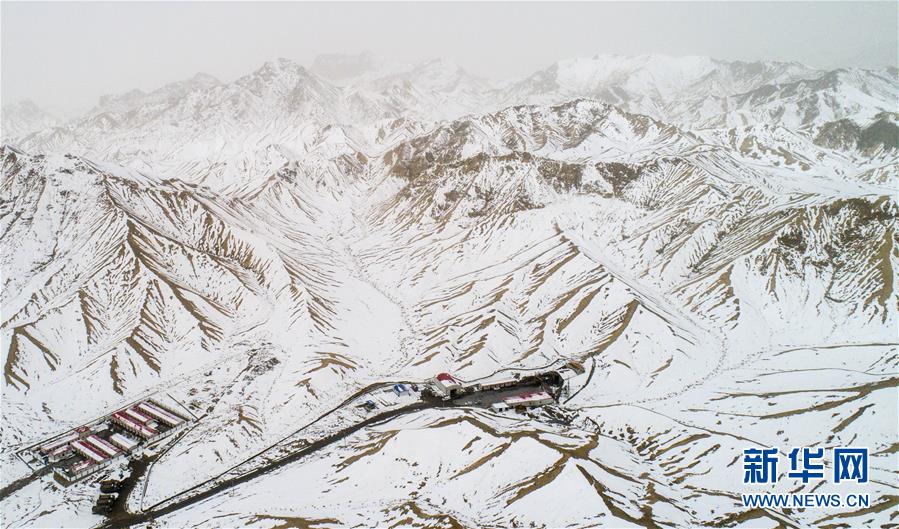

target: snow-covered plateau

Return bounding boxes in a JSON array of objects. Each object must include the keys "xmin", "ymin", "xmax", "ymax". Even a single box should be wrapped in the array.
[{"xmin": 1, "ymin": 53, "xmax": 897, "ymax": 528}]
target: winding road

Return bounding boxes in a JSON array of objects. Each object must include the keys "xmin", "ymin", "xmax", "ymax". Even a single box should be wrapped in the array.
[{"xmin": 101, "ymin": 399, "xmax": 446, "ymax": 529}]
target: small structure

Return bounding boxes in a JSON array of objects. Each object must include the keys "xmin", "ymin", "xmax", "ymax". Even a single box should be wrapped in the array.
[
  {"xmin": 435, "ymin": 373, "xmax": 460, "ymax": 389},
  {"xmin": 100, "ymin": 480, "xmax": 122, "ymax": 493},
  {"xmin": 94, "ymin": 492, "xmax": 118, "ymax": 515},
  {"xmin": 503, "ymin": 390, "xmax": 555, "ymax": 409},
  {"xmin": 46, "ymin": 443, "xmax": 75, "ymax": 462},
  {"xmin": 428, "ymin": 373, "xmax": 462, "ymax": 399},
  {"xmin": 39, "ymin": 432, "xmax": 79, "ymax": 457},
  {"xmin": 111, "ymin": 411, "xmax": 157, "ymax": 439},
  {"xmin": 136, "ymin": 401, "xmax": 185, "ymax": 427},
  {"xmin": 478, "ymin": 377, "xmax": 520, "ymax": 391},
  {"xmin": 393, "ymin": 384, "xmax": 410, "ymax": 397},
  {"xmin": 72, "ymin": 439, "xmax": 109, "ymax": 464},
  {"xmin": 109, "ymin": 433, "xmax": 139, "ymax": 452}
]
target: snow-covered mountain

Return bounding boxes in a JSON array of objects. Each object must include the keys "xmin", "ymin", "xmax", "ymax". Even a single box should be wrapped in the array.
[
  {"xmin": 10, "ymin": 58, "xmax": 493, "ymax": 187},
  {"xmin": 710, "ymin": 67, "xmax": 899, "ymax": 129},
  {"xmin": 504, "ymin": 54, "xmax": 820, "ymax": 120},
  {"xmin": 1, "ymin": 100, "xmax": 60, "ymax": 141},
  {"xmin": 505, "ymin": 55, "xmax": 899, "ymax": 131},
  {"xmin": 9, "ymin": 54, "xmax": 895, "ymax": 186},
  {"xmin": 1, "ymin": 53, "xmax": 897, "ymax": 528}
]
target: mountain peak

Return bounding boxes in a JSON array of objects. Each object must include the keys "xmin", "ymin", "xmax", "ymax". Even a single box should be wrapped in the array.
[
  {"xmin": 234, "ymin": 58, "xmax": 327, "ymax": 98},
  {"xmin": 258, "ymin": 57, "xmax": 308, "ymax": 76},
  {"xmin": 239, "ymin": 58, "xmax": 319, "ymax": 86},
  {"xmin": 187, "ymin": 72, "xmax": 222, "ymax": 87}
]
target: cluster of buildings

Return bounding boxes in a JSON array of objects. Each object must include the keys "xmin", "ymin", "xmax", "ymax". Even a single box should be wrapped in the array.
[
  {"xmin": 23, "ymin": 398, "xmax": 191, "ymax": 483},
  {"xmin": 423, "ymin": 364, "xmax": 579, "ymax": 411}
]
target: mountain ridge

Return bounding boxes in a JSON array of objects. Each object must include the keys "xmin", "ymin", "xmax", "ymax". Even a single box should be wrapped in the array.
[{"xmin": 1, "ymin": 52, "xmax": 897, "ymax": 529}]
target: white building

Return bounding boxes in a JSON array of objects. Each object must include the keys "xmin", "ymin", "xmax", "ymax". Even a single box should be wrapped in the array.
[
  {"xmin": 427, "ymin": 372, "xmax": 462, "ymax": 398},
  {"xmin": 503, "ymin": 390, "xmax": 554, "ymax": 408}
]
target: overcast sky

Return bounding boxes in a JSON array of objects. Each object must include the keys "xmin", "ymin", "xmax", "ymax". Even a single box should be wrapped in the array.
[{"xmin": 2, "ymin": 1, "xmax": 897, "ymax": 116}]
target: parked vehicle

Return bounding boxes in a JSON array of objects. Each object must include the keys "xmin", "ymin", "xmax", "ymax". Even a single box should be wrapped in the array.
[{"xmin": 100, "ymin": 482, "xmax": 121, "ymax": 493}]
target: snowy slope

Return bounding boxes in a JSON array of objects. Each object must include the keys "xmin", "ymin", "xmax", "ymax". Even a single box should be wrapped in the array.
[{"xmin": 1, "ymin": 53, "xmax": 898, "ymax": 529}]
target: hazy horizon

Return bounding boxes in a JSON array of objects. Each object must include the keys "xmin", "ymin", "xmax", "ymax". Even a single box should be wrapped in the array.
[{"xmin": 3, "ymin": 1, "xmax": 897, "ymax": 116}]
